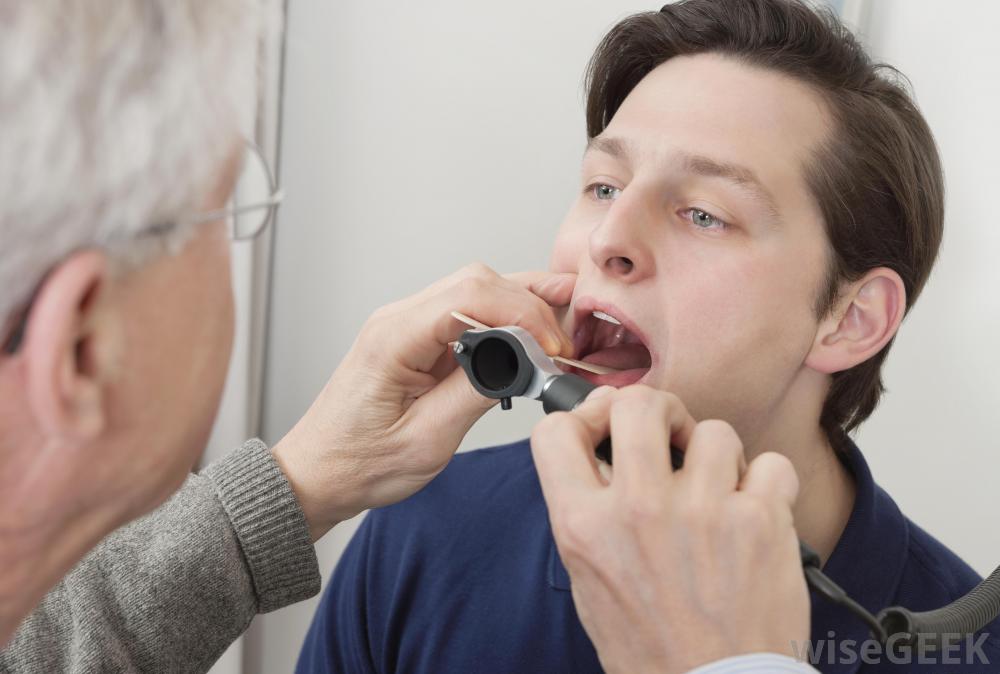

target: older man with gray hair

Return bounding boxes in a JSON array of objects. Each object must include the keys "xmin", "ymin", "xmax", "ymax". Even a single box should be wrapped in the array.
[
  {"xmin": 0, "ymin": 0, "xmax": 582, "ymax": 667},
  {"xmin": 0, "ymin": 1, "xmax": 810, "ymax": 672}
]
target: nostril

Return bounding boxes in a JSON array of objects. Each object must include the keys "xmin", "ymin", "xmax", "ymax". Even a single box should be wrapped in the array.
[{"xmin": 605, "ymin": 256, "xmax": 634, "ymax": 275}]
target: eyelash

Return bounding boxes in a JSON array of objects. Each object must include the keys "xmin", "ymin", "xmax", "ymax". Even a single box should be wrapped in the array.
[
  {"xmin": 584, "ymin": 182, "xmax": 731, "ymax": 231},
  {"xmin": 585, "ymin": 182, "xmax": 621, "ymax": 201},
  {"xmin": 680, "ymin": 207, "xmax": 730, "ymax": 231}
]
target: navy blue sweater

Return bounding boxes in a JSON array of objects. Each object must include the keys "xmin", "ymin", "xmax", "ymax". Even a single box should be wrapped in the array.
[{"xmin": 297, "ymin": 438, "xmax": 1000, "ymax": 673}]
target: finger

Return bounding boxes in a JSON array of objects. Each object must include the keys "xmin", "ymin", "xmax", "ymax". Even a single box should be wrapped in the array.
[
  {"xmin": 502, "ymin": 271, "xmax": 575, "ymax": 355},
  {"xmin": 562, "ymin": 384, "xmax": 619, "ymax": 452},
  {"xmin": 379, "ymin": 262, "xmax": 502, "ymax": 315},
  {"xmin": 599, "ymin": 387, "xmax": 695, "ymax": 495},
  {"xmin": 681, "ymin": 419, "xmax": 747, "ymax": 500},
  {"xmin": 502, "ymin": 271, "xmax": 576, "ymax": 354},
  {"xmin": 406, "ymin": 365, "xmax": 497, "ymax": 439},
  {"xmin": 504, "ymin": 271, "xmax": 577, "ymax": 309},
  {"xmin": 383, "ymin": 266, "xmax": 574, "ymax": 334},
  {"xmin": 532, "ymin": 386, "xmax": 615, "ymax": 484},
  {"xmin": 426, "ymin": 347, "xmax": 461, "ymax": 382},
  {"xmin": 531, "ymin": 402, "xmax": 610, "ymax": 498},
  {"xmin": 739, "ymin": 451, "xmax": 800, "ymax": 510},
  {"xmin": 393, "ymin": 279, "xmax": 570, "ymax": 372}
]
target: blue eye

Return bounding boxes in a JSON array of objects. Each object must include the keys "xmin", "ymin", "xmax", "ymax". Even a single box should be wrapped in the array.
[
  {"xmin": 588, "ymin": 183, "xmax": 621, "ymax": 201},
  {"xmin": 685, "ymin": 208, "xmax": 728, "ymax": 230}
]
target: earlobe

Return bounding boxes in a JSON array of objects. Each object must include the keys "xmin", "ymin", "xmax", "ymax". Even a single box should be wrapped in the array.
[
  {"xmin": 23, "ymin": 250, "xmax": 114, "ymax": 441},
  {"xmin": 805, "ymin": 268, "xmax": 906, "ymax": 375}
]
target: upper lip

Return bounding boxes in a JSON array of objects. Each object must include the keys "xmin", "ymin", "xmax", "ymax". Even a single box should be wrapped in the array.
[{"xmin": 571, "ymin": 295, "xmax": 657, "ymax": 367}]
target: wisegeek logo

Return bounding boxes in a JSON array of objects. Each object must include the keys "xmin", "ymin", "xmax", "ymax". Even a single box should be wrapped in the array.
[{"xmin": 789, "ymin": 631, "xmax": 992, "ymax": 666}]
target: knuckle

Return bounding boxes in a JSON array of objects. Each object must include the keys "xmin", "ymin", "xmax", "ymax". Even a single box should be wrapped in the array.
[
  {"xmin": 530, "ymin": 293, "xmax": 553, "ymax": 314},
  {"xmin": 615, "ymin": 386, "xmax": 679, "ymax": 417},
  {"xmin": 508, "ymin": 309, "xmax": 530, "ymax": 328},
  {"xmin": 675, "ymin": 498, "xmax": 714, "ymax": 533},
  {"xmin": 621, "ymin": 385, "xmax": 679, "ymax": 405},
  {"xmin": 456, "ymin": 274, "xmax": 490, "ymax": 298},
  {"xmin": 729, "ymin": 496, "xmax": 773, "ymax": 533},
  {"xmin": 661, "ymin": 390, "xmax": 681, "ymax": 406},
  {"xmin": 756, "ymin": 451, "xmax": 799, "ymax": 483},
  {"xmin": 754, "ymin": 449, "xmax": 791, "ymax": 468},
  {"xmin": 517, "ymin": 295, "xmax": 554, "ymax": 326},
  {"xmin": 607, "ymin": 388, "xmax": 650, "ymax": 416},
  {"xmin": 651, "ymin": 389, "xmax": 684, "ymax": 417},
  {"xmin": 692, "ymin": 419, "xmax": 743, "ymax": 455},
  {"xmin": 459, "ymin": 261, "xmax": 493, "ymax": 279},
  {"xmin": 553, "ymin": 507, "xmax": 596, "ymax": 553},
  {"xmin": 359, "ymin": 312, "xmax": 387, "ymax": 342},
  {"xmin": 531, "ymin": 412, "xmax": 571, "ymax": 443},
  {"xmin": 368, "ymin": 300, "xmax": 399, "ymax": 324},
  {"xmin": 620, "ymin": 491, "xmax": 666, "ymax": 525},
  {"xmin": 616, "ymin": 384, "xmax": 654, "ymax": 402},
  {"xmin": 529, "ymin": 299, "xmax": 554, "ymax": 326},
  {"xmin": 698, "ymin": 418, "xmax": 740, "ymax": 443}
]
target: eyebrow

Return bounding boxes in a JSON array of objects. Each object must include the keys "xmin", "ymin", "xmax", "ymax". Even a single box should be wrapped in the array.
[{"xmin": 585, "ymin": 135, "xmax": 781, "ymax": 219}]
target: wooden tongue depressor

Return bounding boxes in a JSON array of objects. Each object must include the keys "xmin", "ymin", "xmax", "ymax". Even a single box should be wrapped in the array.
[{"xmin": 449, "ymin": 311, "xmax": 620, "ymax": 376}]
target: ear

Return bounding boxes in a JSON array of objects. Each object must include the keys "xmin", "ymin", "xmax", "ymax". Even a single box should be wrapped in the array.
[
  {"xmin": 23, "ymin": 250, "xmax": 117, "ymax": 441},
  {"xmin": 805, "ymin": 268, "xmax": 907, "ymax": 375}
]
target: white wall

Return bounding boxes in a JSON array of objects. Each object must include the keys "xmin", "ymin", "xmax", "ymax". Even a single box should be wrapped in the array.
[
  {"xmin": 249, "ymin": 2, "xmax": 644, "ymax": 671},
  {"xmin": 854, "ymin": 0, "xmax": 1000, "ymax": 577},
  {"xmin": 249, "ymin": 1, "xmax": 1000, "ymax": 671}
]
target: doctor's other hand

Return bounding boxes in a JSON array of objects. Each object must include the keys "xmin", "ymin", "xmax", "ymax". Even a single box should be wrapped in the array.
[
  {"xmin": 530, "ymin": 386, "xmax": 809, "ymax": 674},
  {"xmin": 272, "ymin": 262, "xmax": 575, "ymax": 541}
]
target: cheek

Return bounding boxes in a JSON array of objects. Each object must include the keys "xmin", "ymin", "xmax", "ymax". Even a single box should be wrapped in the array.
[
  {"xmin": 197, "ymin": 241, "xmax": 236, "ymax": 404},
  {"xmin": 662, "ymin": 250, "xmax": 821, "ymax": 375},
  {"xmin": 210, "ymin": 243, "xmax": 235, "ymax": 352},
  {"xmin": 549, "ymin": 209, "xmax": 590, "ymax": 273},
  {"xmin": 163, "ymin": 229, "xmax": 235, "ymax": 404}
]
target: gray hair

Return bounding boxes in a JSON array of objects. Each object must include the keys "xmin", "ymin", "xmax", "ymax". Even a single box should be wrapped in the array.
[{"xmin": 0, "ymin": 0, "xmax": 268, "ymax": 323}]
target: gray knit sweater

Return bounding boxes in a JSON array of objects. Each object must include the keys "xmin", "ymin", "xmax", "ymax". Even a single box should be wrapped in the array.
[{"xmin": 0, "ymin": 439, "xmax": 321, "ymax": 673}]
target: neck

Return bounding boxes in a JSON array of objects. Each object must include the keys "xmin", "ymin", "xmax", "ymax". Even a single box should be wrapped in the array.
[{"xmin": 747, "ymin": 371, "xmax": 857, "ymax": 567}]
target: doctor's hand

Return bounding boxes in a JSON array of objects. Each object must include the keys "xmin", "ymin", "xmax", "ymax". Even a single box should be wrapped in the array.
[
  {"xmin": 272, "ymin": 262, "xmax": 575, "ymax": 541},
  {"xmin": 531, "ymin": 386, "xmax": 809, "ymax": 674}
]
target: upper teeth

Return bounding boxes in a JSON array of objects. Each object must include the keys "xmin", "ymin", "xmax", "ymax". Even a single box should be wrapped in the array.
[{"xmin": 592, "ymin": 310, "xmax": 622, "ymax": 325}]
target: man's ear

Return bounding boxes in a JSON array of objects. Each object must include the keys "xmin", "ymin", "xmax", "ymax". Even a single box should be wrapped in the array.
[
  {"xmin": 23, "ymin": 250, "xmax": 118, "ymax": 441},
  {"xmin": 805, "ymin": 268, "xmax": 907, "ymax": 375}
]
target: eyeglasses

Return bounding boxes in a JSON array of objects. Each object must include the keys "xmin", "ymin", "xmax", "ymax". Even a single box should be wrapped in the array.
[
  {"xmin": 189, "ymin": 139, "xmax": 285, "ymax": 241},
  {"xmin": 1, "ymin": 140, "xmax": 284, "ymax": 354}
]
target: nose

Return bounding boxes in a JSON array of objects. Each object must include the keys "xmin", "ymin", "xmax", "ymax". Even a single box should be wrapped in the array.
[{"xmin": 588, "ymin": 191, "xmax": 655, "ymax": 283}]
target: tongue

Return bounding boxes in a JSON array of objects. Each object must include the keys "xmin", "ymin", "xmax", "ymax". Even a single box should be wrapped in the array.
[{"xmin": 581, "ymin": 343, "xmax": 652, "ymax": 370}]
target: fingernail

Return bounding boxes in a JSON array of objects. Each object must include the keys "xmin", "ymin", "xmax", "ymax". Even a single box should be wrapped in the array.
[{"xmin": 544, "ymin": 332, "xmax": 563, "ymax": 354}]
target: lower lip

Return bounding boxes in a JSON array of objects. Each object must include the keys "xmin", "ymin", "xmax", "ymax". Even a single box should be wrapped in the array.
[{"xmin": 570, "ymin": 366, "xmax": 650, "ymax": 388}]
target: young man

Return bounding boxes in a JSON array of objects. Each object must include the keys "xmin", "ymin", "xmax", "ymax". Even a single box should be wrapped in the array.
[
  {"xmin": 0, "ymin": 2, "xmax": 815, "ymax": 671},
  {"xmin": 297, "ymin": 1, "xmax": 999, "ymax": 672}
]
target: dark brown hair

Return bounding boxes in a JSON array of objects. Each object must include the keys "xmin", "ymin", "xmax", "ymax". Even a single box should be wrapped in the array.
[{"xmin": 585, "ymin": 0, "xmax": 944, "ymax": 450}]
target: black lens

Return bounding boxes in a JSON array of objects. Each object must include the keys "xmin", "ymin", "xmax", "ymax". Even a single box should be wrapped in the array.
[{"xmin": 471, "ymin": 337, "xmax": 520, "ymax": 391}]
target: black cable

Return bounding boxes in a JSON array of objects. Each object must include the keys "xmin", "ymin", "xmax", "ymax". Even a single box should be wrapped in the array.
[
  {"xmin": 799, "ymin": 540, "xmax": 887, "ymax": 642},
  {"xmin": 877, "ymin": 564, "xmax": 1000, "ymax": 652},
  {"xmin": 803, "ymin": 564, "xmax": 887, "ymax": 643}
]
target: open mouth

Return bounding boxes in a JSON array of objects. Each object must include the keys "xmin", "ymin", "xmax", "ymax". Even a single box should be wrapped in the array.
[{"xmin": 569, "ymin": 302, "xmax": 653, "ymax": 387}]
